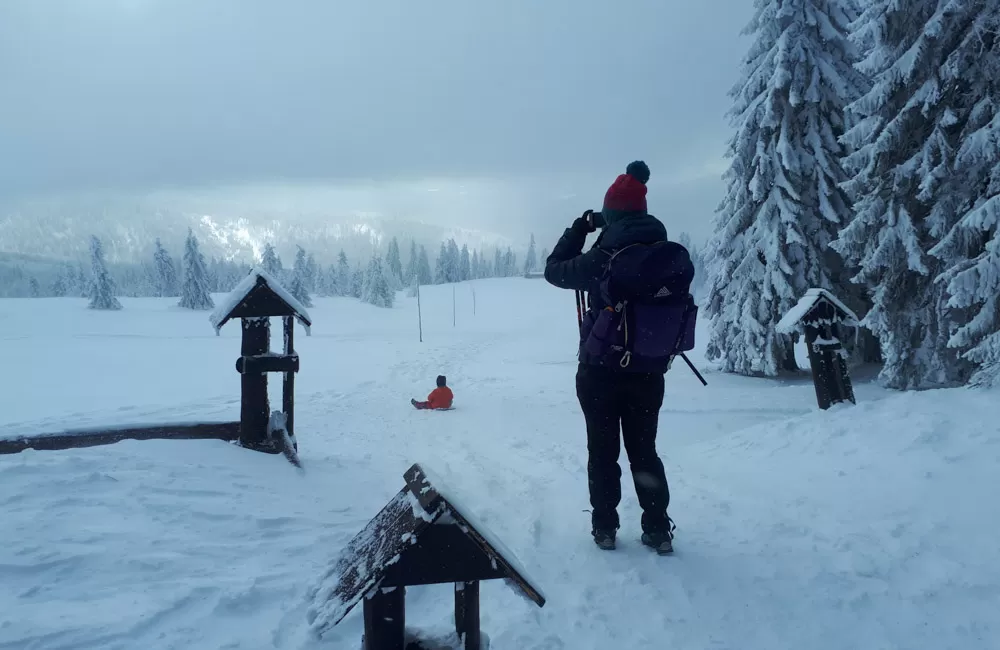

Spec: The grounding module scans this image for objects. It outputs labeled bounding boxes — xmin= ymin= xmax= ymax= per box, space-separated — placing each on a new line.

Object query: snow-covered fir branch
xmin=705 ymin=0 xmax=865 ymax=376
xmin=834 ymin=0 xmax=998 ymax=389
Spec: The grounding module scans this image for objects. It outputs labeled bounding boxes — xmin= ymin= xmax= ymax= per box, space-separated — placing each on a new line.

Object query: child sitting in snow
xmin=411 ymin=375 xmax=454 ymax=410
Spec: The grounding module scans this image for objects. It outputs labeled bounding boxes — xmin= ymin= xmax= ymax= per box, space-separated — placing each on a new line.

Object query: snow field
xmin=1 ymin=278 xmax=997 ymax=649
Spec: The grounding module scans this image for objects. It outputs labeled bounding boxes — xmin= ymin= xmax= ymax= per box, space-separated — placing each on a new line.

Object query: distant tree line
xmin=273 ymin=235 xmax=538 ymax=309
xmin=2 ymin=229 xmax=707 ymax=312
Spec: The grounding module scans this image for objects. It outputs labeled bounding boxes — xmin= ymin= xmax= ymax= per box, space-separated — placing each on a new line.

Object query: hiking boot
xmin=592 ymin=528 xmax=616 ymax=550
xmin=641 ymin=518 xmax=676 ymax=555
xmin=641 ymin=530 xmax=673 ymax=555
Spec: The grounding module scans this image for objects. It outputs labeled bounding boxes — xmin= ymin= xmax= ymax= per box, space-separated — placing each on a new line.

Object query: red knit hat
xmin=602 ymin=173 xmax=648 ymax=213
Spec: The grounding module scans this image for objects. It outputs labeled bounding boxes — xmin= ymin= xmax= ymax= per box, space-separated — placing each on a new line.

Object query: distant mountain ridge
xmin=0 ymin=197 xmax=515 ymax=266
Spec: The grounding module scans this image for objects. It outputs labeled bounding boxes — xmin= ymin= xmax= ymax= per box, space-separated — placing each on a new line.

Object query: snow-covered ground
xmin=2 ymin=279 xmax=998 ymax=649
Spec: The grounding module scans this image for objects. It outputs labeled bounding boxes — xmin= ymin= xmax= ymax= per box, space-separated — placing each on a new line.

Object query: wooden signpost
xmin=210 ymin=269 xmax=312 ymax=463
xmin=307 ymin=463 xmax=547 ymax=650
xmin=777 ymin=288 xmax=858 ymax=410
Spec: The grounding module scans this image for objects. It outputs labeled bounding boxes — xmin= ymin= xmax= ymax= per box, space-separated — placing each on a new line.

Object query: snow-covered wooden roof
xmin=776 ymin=288 xmax=858 ymax=334
xmin=305 ymin=463 xmax=546 ymax=639
xmin=208 ymin=268 xmax=312 ymax=333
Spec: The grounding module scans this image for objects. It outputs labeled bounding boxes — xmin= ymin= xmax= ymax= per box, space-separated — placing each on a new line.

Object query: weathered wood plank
xmin=0 ymin=421 xmax=241 ymax=455
xmin=235 ymin=354 xmax=299 ymax=374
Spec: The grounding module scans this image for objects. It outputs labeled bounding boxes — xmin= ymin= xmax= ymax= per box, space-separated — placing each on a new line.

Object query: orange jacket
xmin=426 ymin=386 xmax=454 ymax=409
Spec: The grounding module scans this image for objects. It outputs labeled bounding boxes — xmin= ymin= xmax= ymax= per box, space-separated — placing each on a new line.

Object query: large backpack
xmin=579 ymin=240 xmax=697 ymax=373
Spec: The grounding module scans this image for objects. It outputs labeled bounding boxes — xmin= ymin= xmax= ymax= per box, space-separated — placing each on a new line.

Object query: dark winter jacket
xmin=544 ymin=213 xmax=667 ymax=301
xmin=544 ymin=214 xmax=669 ymax=368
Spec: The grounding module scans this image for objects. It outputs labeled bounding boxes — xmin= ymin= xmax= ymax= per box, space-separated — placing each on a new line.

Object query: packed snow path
xmin=2 ymin=279 xmax=998 ymax=649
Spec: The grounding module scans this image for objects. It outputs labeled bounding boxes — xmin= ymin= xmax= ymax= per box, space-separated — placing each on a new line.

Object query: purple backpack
xmin=580 ymin=240 xmax=697 ymax=373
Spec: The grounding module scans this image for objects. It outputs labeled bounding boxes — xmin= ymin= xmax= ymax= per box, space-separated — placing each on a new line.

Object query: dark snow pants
xmin=576 ymin=363 xmax=671 ymax=535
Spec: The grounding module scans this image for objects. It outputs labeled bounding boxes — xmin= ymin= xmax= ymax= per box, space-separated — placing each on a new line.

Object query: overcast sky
xmin=0 ymin=0 xmax=752 ymax=243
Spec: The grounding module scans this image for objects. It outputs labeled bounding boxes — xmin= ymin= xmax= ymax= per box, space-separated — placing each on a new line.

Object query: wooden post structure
xmin=307 ymin=463 xmax=546 ymax=648
xmin=416 ymin=281 xmax=423 ymax=343
xmin=455 ymin=581 xmax=481 ymax=649
xmin=282 ymin=315 xmax=295 ymax=449
xmin=240 ymin=317 xmax=271 ymax=449
xmin=210 ymin=270 xmax=312 ymax=458
xmin=472 ymin=286 xmax=476 ymax=317
xmin=363 ymin=587 xmax=406 ymax=650
xmin=453 ymin=284 xmax=456 ymax=327
xmin=804 ymin=315 xmax=856 ymax=410
xmin=777 ymin=288 xmax=858 ymax=411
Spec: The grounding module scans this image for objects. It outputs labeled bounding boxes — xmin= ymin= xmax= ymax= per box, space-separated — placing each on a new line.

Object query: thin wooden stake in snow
xmin=417 ymin=281 xmax=423 ymax=343
xmin=453 ymin=284 xmax=457 ymax=328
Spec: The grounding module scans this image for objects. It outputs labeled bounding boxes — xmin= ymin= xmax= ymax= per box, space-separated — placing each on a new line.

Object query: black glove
xmin=573 ymin=210 xmax=598 ymax=234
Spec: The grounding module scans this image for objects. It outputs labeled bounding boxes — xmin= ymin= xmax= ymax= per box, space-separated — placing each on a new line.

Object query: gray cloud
xmin=0 ymin=0 xmax=751 ymax=240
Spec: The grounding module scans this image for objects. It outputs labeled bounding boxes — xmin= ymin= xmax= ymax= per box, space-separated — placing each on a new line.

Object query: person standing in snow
xmin=544 ymin=161 xmax=691 ymax=554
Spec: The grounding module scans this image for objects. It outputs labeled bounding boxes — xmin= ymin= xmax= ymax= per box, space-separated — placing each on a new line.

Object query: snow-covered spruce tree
xmin=88 ymin=235 xmax=122 ymax=310
xmin=676 ymin=232 xmax=704 ymax=296
xmin=152 ymin=238 xmax=178 ymax=297
xmin=178 ymin=229 xmax=214 ymax=310
xmin=471 ymin=250 xmax=480 ymax=279
xmin=316 ymin=264 xmax=331 ymax=297
xmin=445 ymin=239 xmax=461 ymax=282
xmin=261 ymin=243 xmax=282 ymax=278
xmin=50 ymin=264 xmax=70 ymax=297
xmin=75 ymin=263 xmax=89 ymax=297
xmin=120 ymin=265 xmax=149 ymax=297
xmin=204 ymin=257 xmax=221 ymax=293
xmin=288 ymin=246 xmax=314 ymax=308
xmin=350 ymin=263 xmax=364 ymax=298
xmin=924 ymin=3 xmax=1000 ymax=387
xmin=460 ymin=244 xmax=471 ymax=281
xmin=362 ymin=253 xmax=395 ymax=308
xmin=386 ymin=237 xmax=403 ymax=288
xmin=417 ymin=245 xmax=433 ymax=285
xmin=435 ymin=242 xmax=448 ymax=284
xmin=833 ymin=0 xmax=987 ymax=389
xmin=504 ymin=248 xmax=516 ymax=277
xmin=305 ymin=252 xmax=319 ymax=293
xmin=29 ymin=277 xmax=40 ymax=297
xmin=406 ymin=273 xmax=420 ymax=298
xmin=483 ymin=250 xmax=495 ymax=277
xmin=539 ymin=247 xmax=549 ymax=269
xmin=335 ymin=251 xmax=351 ymax=297
xmin=524 ymin=234 xmax=537 ymax=274
xmin=405 ymin=239 xmax=419 ymax=284
xmin=704 ymin=0 xmax=863 ymax=376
